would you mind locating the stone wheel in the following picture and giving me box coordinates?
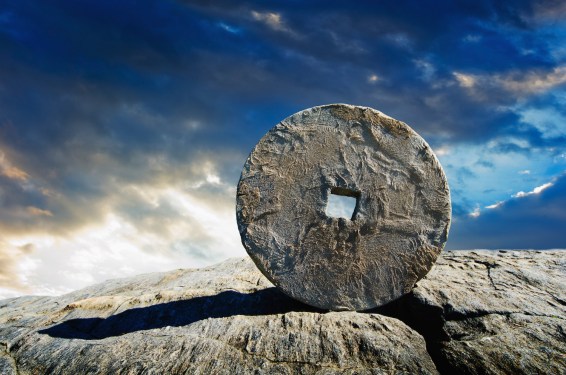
[236,104,451,311]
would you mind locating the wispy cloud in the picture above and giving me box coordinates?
[500,66,566,94]
[469,206,481,218]
[513,181,554,198]
[251,10,295,35]
[0,240,33,295]
[0,177,244,299]
[453,72,477,88]
[367,74,379,83]
[452,66,566,98]
[26,206,53,217]
[0,152,29,182]
[485,201,504,209]
[448,172,566,250]
[1,0,565,296]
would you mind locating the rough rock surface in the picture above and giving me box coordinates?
[1,250,564,374]
[379,250,566,375]
[237,104,451,311]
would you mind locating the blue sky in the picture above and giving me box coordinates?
[1,0,565,298]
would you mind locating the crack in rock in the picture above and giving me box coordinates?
[376,250,566,375]
[1,251,564,374]
[0,342,20,375]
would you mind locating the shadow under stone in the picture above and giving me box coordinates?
[39,288,321,340]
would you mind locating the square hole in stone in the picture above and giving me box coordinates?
[326,187,359,220]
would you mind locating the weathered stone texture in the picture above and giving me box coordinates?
[380,250,566,375]
[237,104,451,311]
[0,250,564,375]
[1,258,437,375]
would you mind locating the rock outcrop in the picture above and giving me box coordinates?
[1,250,564,374]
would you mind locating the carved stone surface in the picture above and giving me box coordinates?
[236,104,451,311]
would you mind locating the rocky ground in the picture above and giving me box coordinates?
[0,250,564,374]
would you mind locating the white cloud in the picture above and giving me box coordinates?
[513,182,554,198]
[485,201,504,209]
[206,174,221,184]
[470,180,555,215]
[434,145,450,156]
[500,66,566,93]
[217,22,240,34]
[0,151,53,200]
[26,206,53,217]
[251,10,294,34]
[0,182,244,299]
[469,206,481,218]
[437,140,566,218]
[413,59,435,81]
[368,74,379,83]
[0,151,29,182]
[326,194,356,219]
[518,169,531,175]
[453,72,477,88]
[452,66,566,100]
[188,161,224,188]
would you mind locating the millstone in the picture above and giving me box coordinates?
[236,104,451,311]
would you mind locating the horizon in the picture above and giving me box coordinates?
[1,0,565,299]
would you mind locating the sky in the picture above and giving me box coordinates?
[1,0,565,298]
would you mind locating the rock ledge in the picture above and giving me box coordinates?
[1,250,564,374]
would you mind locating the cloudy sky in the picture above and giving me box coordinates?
[1,0,565,298]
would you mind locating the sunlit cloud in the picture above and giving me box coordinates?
[469,206,481,218]
[0,182,243,299]
[433,146,451,156]
[500,66,566,94]
[482,178,557,210]
[1,0,566,297]
[26,206,53,217]
[0,240,33,295]
[251,10,294,35]
[453,72,477,88]
[448,172,566,250]
[453,66,566,99]
[368,74,379,83]
[0,151,29,181]
[438,140,566,212]
[485,201,504,209]
[513,181,554,198]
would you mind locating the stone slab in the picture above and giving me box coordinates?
[236,104,451,310]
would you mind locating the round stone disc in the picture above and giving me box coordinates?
[236,104,451,311]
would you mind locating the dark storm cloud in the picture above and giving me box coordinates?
[185,0,566,144]
[0,0,257,233]
[0,0,564,244]
[448,173,566,249]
